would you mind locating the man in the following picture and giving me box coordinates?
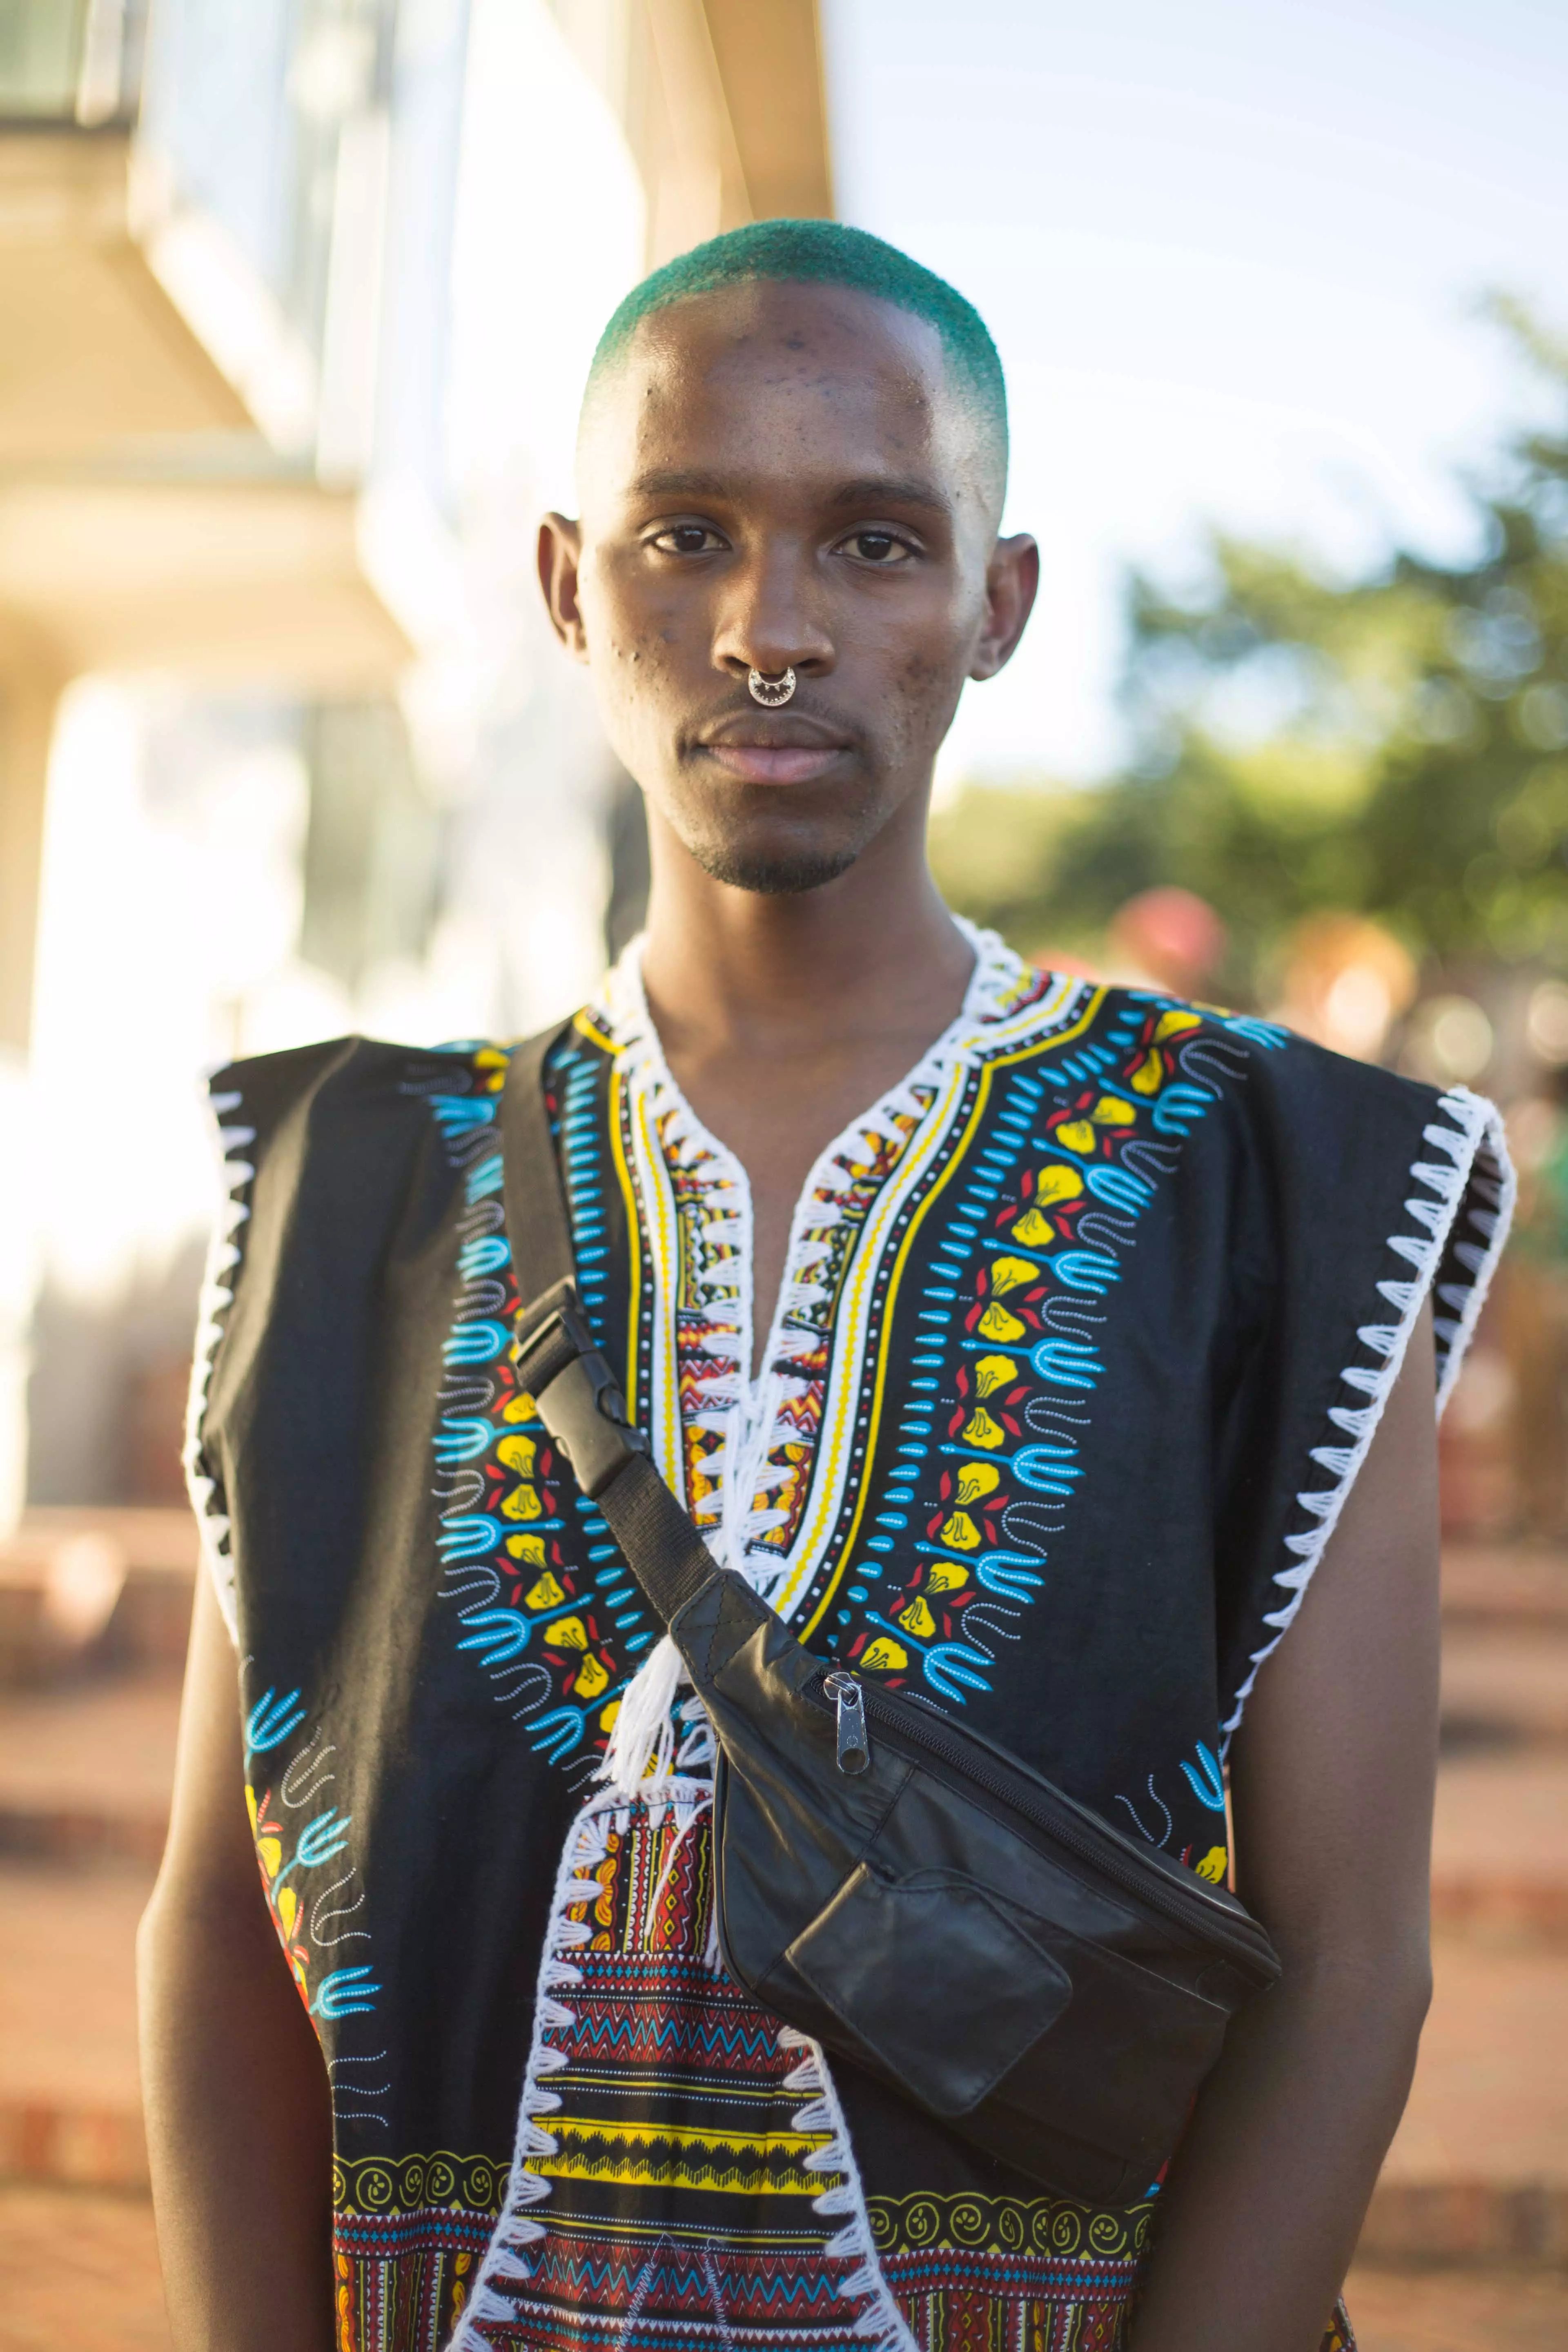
[141,221,1512,2352]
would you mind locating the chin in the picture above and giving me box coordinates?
[690,836,863,895]
[667,773,893,897]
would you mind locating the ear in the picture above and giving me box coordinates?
[969,532,1040,682]
[538,514,588,659]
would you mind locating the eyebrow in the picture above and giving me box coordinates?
[629,469,731,498]
[829,476,950,516]
[628,468,952,515]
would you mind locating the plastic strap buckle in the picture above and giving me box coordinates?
[514,1289,650,1501]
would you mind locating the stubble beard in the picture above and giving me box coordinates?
[686,835,863,895]
[667,760,893,898]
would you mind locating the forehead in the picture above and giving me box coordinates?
[578,280,982,506]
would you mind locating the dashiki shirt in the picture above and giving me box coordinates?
[189,920,1511,2352]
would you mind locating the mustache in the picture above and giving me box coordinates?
[682,693,869,754]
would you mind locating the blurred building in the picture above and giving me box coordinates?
[0,0,834,1520]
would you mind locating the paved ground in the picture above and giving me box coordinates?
[1345,2263,1568,2351]
[0,2189,169,2352]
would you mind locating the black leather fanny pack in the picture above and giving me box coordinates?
[502,1036,1281,2205]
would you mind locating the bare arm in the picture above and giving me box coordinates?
[1131,1300,1440,2350]
[138,1570,335,2351]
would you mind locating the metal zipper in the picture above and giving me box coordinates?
[822,1671,870,1774]
[804,1669,1272,1974]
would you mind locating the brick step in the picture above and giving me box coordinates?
[0,1673,180,1867]
[0,1508,196,1688]
[16,1507,198,1581]
[1358,2182,1567,2267]
[1431,1876,1568,1943]
[1442,1543,1568,1636]
[1440,1629,1568,1753]
[1430,1757,1568,1945]
[1365,1935,1568,2275]
[0,1865,148,2194]
[0,2099,147,2190]
[0,1528,128,1688]
[0,1802,169,1867]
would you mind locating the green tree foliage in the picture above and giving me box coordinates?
[931,307,1568,999]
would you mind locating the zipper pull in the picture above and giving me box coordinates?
[823,1672,870,1775]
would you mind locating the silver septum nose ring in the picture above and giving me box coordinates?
[747,666,796,707]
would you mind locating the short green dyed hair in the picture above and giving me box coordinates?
[584,218,1007,490]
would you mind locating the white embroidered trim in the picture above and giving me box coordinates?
[182,1087,254,1645]
[1221,1082,1515,1741]
[450,1784,918,2352]
[775,2026,920,2350]
[595,920,1045,1794]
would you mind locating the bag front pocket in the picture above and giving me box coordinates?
[783,1864,1074,2117]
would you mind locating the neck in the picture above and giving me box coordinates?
[636,795,973,1055]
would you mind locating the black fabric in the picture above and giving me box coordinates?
[194,1039,581,2163]
[187,979,1508,2346]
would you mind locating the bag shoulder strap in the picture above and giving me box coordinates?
[499,1021,578,1310]
[500,1026,720,1628]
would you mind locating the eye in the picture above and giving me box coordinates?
[835,529,917,566]
[648,523,727,556]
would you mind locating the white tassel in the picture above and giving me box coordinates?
[598,1635,685,1800]
[468,2285,521,2321]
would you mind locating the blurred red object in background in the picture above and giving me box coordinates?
[1107,887,1227,998]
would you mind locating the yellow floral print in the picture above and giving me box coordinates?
[987,1256,1037,1294]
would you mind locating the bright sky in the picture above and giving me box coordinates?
[822,0,1568,783]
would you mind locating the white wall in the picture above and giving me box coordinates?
[13,0,648,1506]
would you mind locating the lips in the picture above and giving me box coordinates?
[702,744,843,783]
[694,711,849,786]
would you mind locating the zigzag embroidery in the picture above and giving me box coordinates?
[544,2118,829,2160]
[1222,1080,1515,1736]
[185,1088,255,1641]
[532,2250,858,2312]
[570,2009,783,2065]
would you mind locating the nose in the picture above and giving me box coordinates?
[710,537,835,683]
